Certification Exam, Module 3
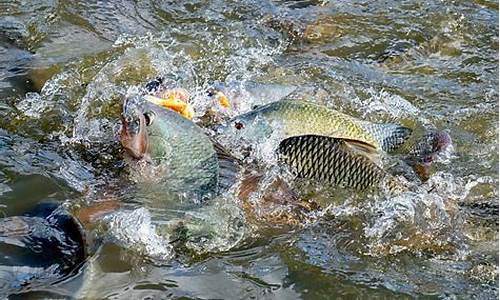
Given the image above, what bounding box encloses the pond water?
[0,0,498,299]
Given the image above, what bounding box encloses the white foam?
[103,208,174,261]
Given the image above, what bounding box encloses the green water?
[0,0,498,298]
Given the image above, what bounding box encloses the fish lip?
[120,99,148,160]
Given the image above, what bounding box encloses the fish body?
[146,104,219,196]
[277,135,385,190]
[276,131,452,189]
[121,98,238,200]
[218,100,412,152]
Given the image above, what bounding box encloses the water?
[0,0,498,298]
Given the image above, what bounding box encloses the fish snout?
[120,112,148,160]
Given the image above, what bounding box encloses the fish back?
[272,101,381,147]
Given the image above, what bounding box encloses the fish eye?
[144,112,155,126]
[234,120,244,130]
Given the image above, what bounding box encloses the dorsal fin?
[210,139,241,192]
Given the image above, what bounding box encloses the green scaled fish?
[217,100,412,153]
[277,135,386,190]
[121,96,238,201]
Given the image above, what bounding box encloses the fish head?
[414,130,453,164]
[406,130,453,181]
[431,131,452,153]
[216,111,274,144]
[121,94,185,162]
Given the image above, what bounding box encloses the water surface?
[0,0,498,298]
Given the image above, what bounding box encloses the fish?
[142,78,232,121]
[216,99,412,153]
[120,96,239,201]
[0,203,85,295]
[216,99,453,185]
[276,135,387,190]
[276,131,452,189]
[407,130,452,160]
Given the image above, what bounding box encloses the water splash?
[102,208,174,262]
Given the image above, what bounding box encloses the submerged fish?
[217,99,412,153]
[120,96,239,200]
[277,135,386,190]
[0,203,85,295]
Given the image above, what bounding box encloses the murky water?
[0,0,498,298]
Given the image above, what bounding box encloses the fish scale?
[357,121,414,152]
[277,135,386,190]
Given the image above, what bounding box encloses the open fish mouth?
[120,96,148,160]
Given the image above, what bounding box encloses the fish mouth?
[120,98,148,160]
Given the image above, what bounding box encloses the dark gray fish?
[0,203,85,295]
[404,130,452,181]
[408,130,452,161]
[277,135,386,190]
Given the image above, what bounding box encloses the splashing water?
[102,208,174,261]
[0,0,497,298]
